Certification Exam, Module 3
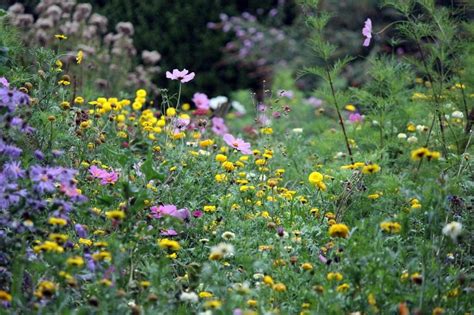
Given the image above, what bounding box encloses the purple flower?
[0,87,29,112]
[0,140,22,159]
[192,210,203,218]
[166,69,195,83]
[34,150,45,160]
[362,18,372,47]
[306,97,323,108]
[3,161,25,179]
[211,117,228,136]
[75,224,87,238]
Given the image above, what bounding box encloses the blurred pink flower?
[89,165,119,185]
[166,68,195,83]
[160,229,178,236]
[151,204,190,221]
[211,117,228,136]
[192,92,210,110]
[362,18,372,47]
[349,113,364,123]
[223,133,252,155]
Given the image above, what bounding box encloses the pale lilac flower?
[362,18,372,47]
[0,77,9,88]
[166,69,195,83]
[223,134,252,155]
[100,171,118,185]
[160,229,178,236]
[211,117,228,136]
[192,92,210,110]
[306,96,323,108]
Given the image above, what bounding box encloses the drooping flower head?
[223,134,252,155]
[362,18,372,47]
[166,69,195,83]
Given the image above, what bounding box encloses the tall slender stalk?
[325,68,354,164]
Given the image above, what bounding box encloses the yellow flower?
[74,96,84,104]
[263,275,274,285]
[336,283,350,293]
[215,154,227,163]
[301,263,313,271]
[105,210,126,220]
[362,164,381,174]
[203,205,217,212]
[327,272,343,281]
[368,193,382,200]
[247,299,257,307]
[48,217,67,226]
[0,290,12,302]
[222,161,235,172]
[136,89,147,98]
[345,104,356,112]
[199,291,213,298]
[380,221,402,234]
[76,50,83,64]
[425,150,441,161]
[92,251,112,261]
[54,34,67,40]
[48,233,68,243]
[215,174,227,182]
[273,283,287,292]
[79,238,93,246]
[166,107,176,117]
[140,281,151,288]
[411,147,429,160]
[66,256,85,267]
[158,238,181,251]
[199,139,214,147]
[204,299,222,309]
[34,281,57,298]
[328,223,349,238]
[308,171,327,190]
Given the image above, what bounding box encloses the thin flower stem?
[325,68,354,164]
[177,83,182,108]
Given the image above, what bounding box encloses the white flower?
[292,128,303,133]
[221,231,236,240]
[180,291,198,303]
[397,133,407,139]
[407,136,418,143]
[442,222,462,241]
[209,96,228,110]
[451,111,464,119]
[210,242,235,258]
[231,101,246,114]
[416,125,427,132]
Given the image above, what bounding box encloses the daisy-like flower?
[166,68,195,83]
[223,134,252,155]
[192,92,210,110]
[362,18,372,47]
[150,204,190,221]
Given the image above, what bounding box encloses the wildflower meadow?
[0,0,473,314]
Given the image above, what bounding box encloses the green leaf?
[141,153,165,182]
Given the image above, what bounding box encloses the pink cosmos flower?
[89,165,119,185]
[0,77,9,88]
[151,204,190,221]
[362,18,372,47]
[100,171,119,185]
[223,133,252,155]
[166,68,195,83]
[192,92,210,110]
[349,113,364,123]
[192,210,203,218]
[211,117,228,136]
